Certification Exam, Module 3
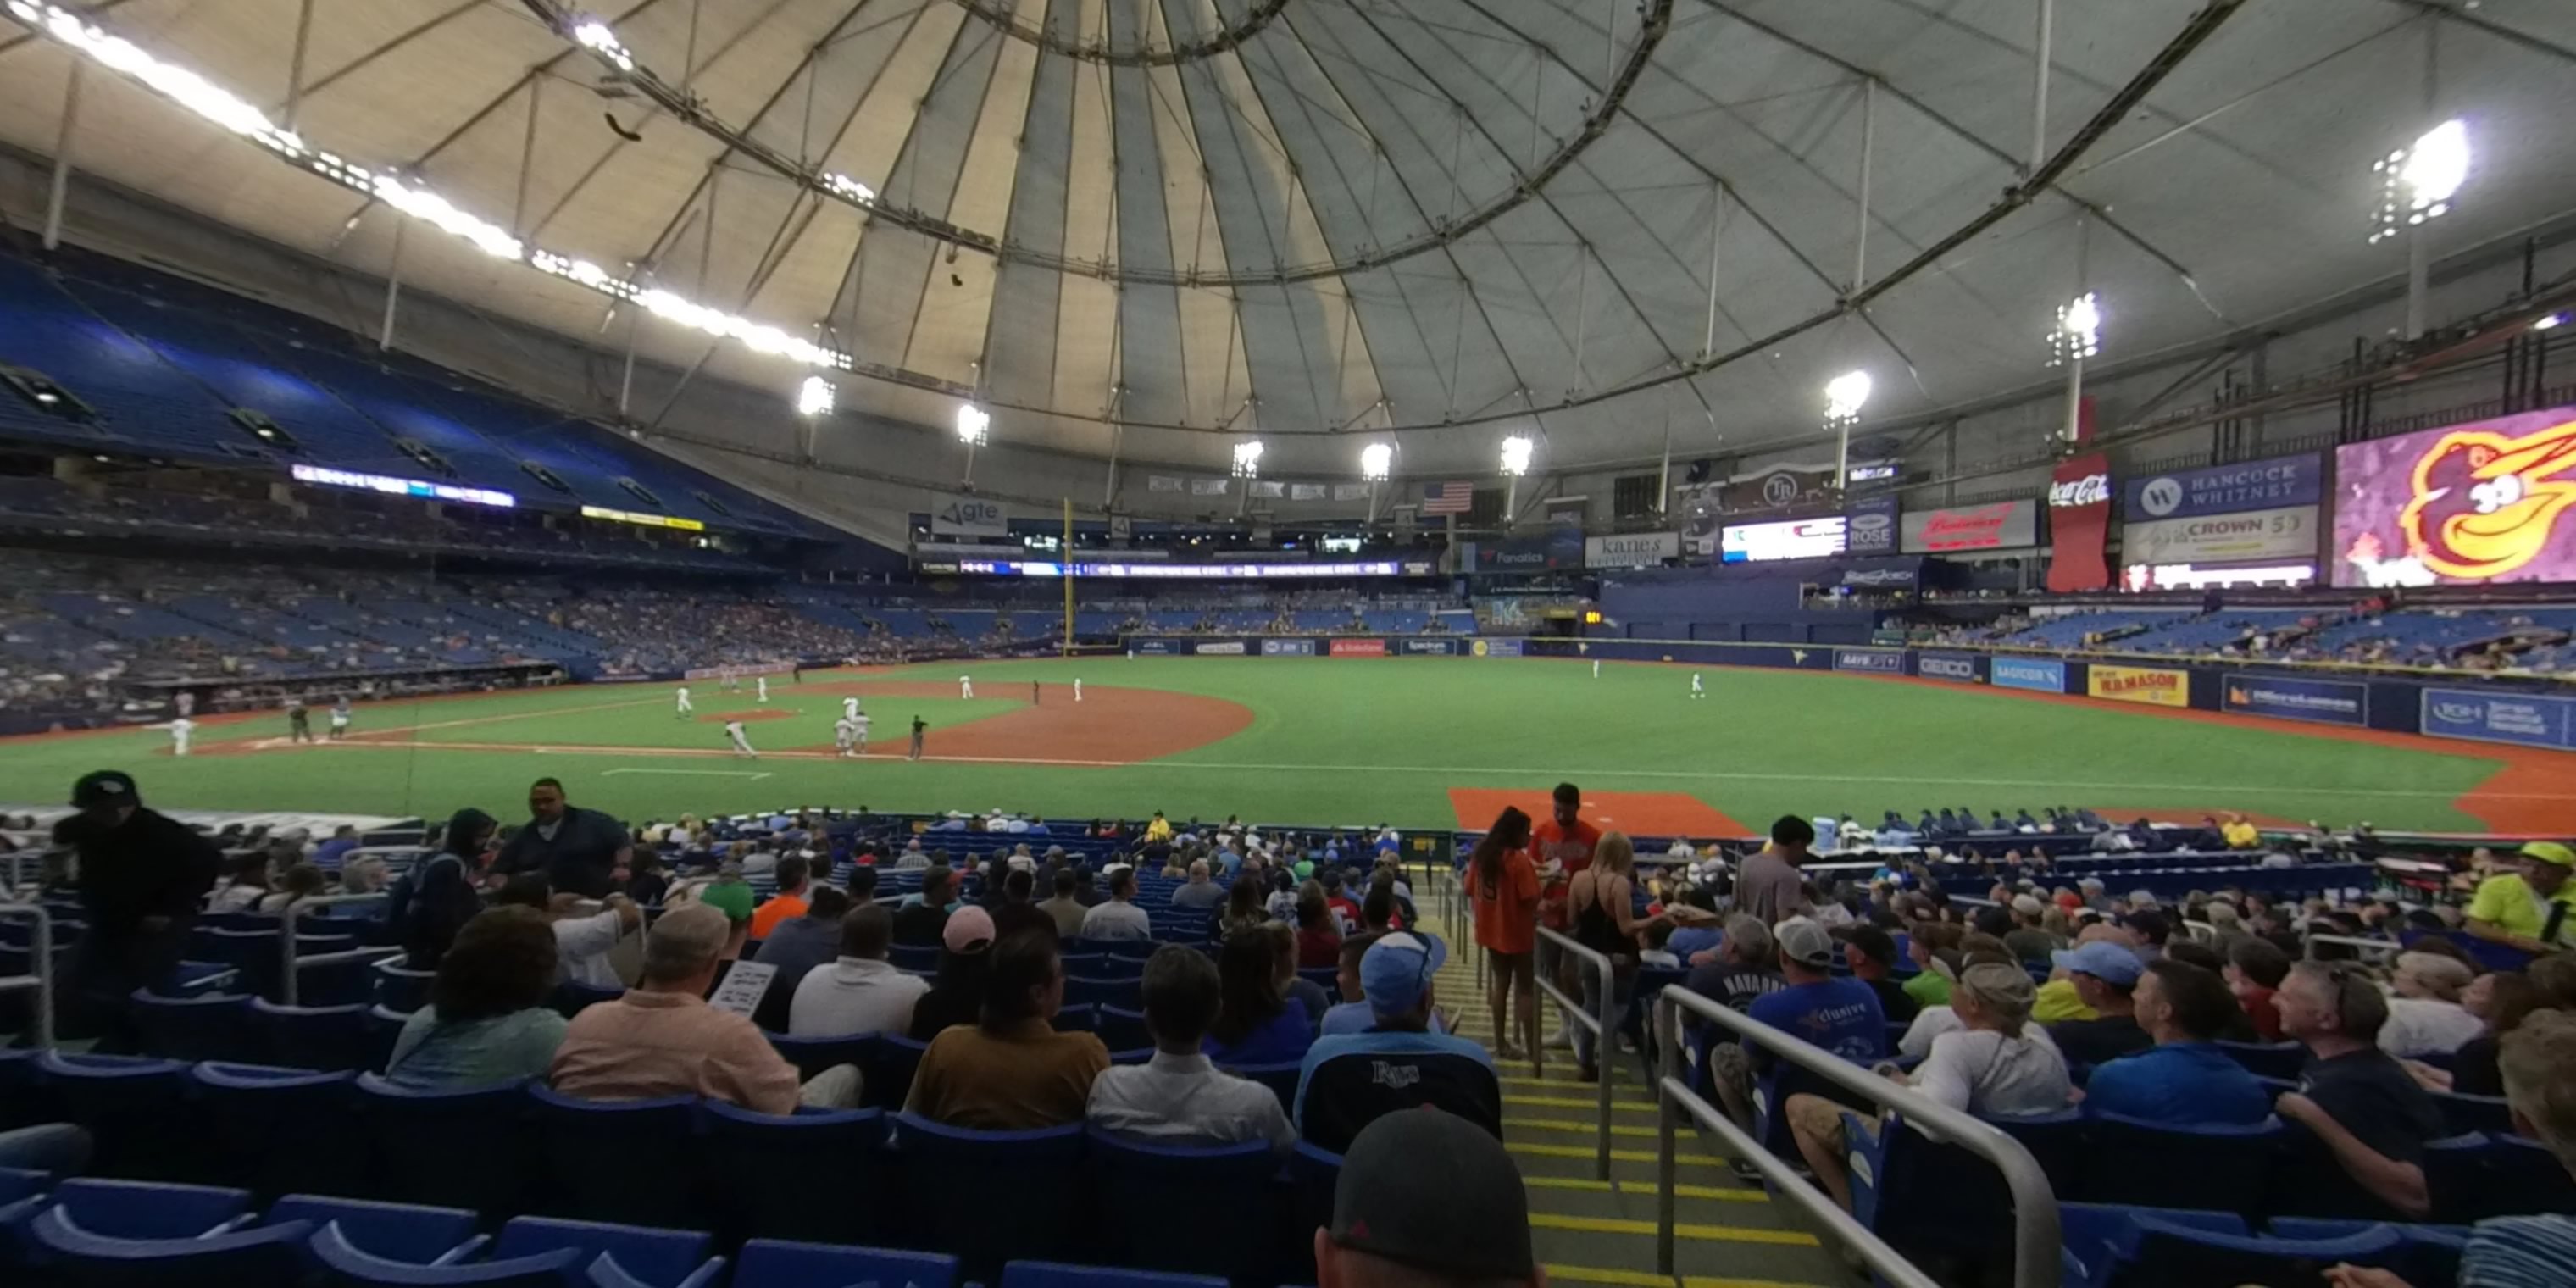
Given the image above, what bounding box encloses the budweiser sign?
[1900,500,2036,553]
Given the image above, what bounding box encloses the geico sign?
[2049,474,2111,508]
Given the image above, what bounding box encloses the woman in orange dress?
[1469,806,1541,1070]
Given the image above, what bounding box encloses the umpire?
[52,770,221,1046]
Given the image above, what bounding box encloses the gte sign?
[2049,473,2111,508]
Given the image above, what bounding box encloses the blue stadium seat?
[252,997,375,1071]
[308,1220,586,1287]
[549,983,625,1019]
[365,1005,412,1073]
[2431,1091,2516,1137]
[525,1086,701,1225]
[1222,1061,1302,1111]
[2424,1131,2576,1222]
[267,1195,485,1265]
[1845,1110,2068,1259]
[489,1217,722,1288]
[353,1074,534,1211]
[891,1116,1084,1277]
[372,961,436,1013]
[999,1262,1226,1288]
[887,944,940,974]
[2101,1214,2406,1288]
[36,1053,192,1179]
[699,1102,890,1244]
[2268,1219,2467,1288]
[863,1035,930,1109]
[128,989,259,1063]
[186,1063,364,1199]
[761,1031,876,1082]
[44,1178,253,1238]
[0,1167,49,1205]
[730,1239,955,1288]
[2211,1040,2307,1081]
[25,1205,312,1285]
[1052,1004,1095,1034]
[1063,977,1139,1010]
[2075,1112,2282,1211]
[1083,1130,1280,1281]
[1095,1007,1152,1052]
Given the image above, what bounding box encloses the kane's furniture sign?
[1584,532,1680,569]
[1900,502,2036,553]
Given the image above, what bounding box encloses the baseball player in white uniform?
[852,711,871,755]
[833,716,859,758]
[723,719,757,758]
[330,697,353,739]
[169,717,194,758]
[842,696,861,722]
[675,686,693,717]
[959,675,974,700]
[1074,678,1083,702]
[1593,658,1601,679]
[1690,673,1705,699]
[756,675,769,703]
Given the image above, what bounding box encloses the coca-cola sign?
[1899,501,2037,553]
[2048,473,2111,508]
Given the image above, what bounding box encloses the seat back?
[525,1086,702,1226]
[354,1074,534,1211]
[306,1220,584,1287]
[27,1207,312,1287]
[1083,1130,1280,1280]
[2212,1040,2307,1081]
[371,960,436,1012]
[998,1261,1226,1288]
[129,990,258,1063]
[2114,1216,2404,1288]
[36,1053,192,1179]
[864,1035,930,1109]
[187,1063,364,1199]
[2432,1091,2516,1137]
[50,1177,251,1239]
[762,1031,877,1081]
[2077,1113,2281,1211]
[732,1237,955,1288]
[251,997,374,1070]
[1222,1061,1302,1112]
[1294,1047,1502,1155]
[892,1116,1084,1278]
[267,1194,480,1264]
[699,1102,889,1245]
[491,1215,714,1288]
[1095,1007,1152,1052]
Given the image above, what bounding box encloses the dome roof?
[5,0,2573,477]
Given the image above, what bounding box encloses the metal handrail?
[1533,924,1618,1180]
[280,893,397,1006]
[0,902,57,1049]
[1655,987,2061,1288]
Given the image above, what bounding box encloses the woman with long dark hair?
[1204,929,1314,1065]
[1469,806,1540,1069]
[1219,876,1268,943]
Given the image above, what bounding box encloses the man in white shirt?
[833,717,859,758]
[959,675,974,700]
[843,695,862,722]
[675,686,692,717]
[498,876,640,990]
[790,905,930,1038]
[1081,868,1154,940]
[2379,951,2485,1057]
[757,675,769,703]
[1089,944,1293,1152]
[168,717,195,758]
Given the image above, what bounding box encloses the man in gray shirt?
[1170,860,1228,910]
[1080,868,1154,940]
[1735,816,1815,926]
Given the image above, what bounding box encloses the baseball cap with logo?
[1329,1108,1533,1281]
[71,770,138,809]
[1773,917,1835,969]
[2519,841,2575,869]
[1359,931,1447,1016]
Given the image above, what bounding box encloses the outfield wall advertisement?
[1259,639,1315,656]
[2223,674,2368,726]
[1195,641,1246,655]
[2087,664,2190,707]
[1402,639,1459,655]
[1918,652,1985,683]
[1833,649,1905,674]
[1329,639,1389,658]
[1472,638,1524,657]
[2333,406,2576,588]
[1990,658,2067,693]
[2418,687,2576,750]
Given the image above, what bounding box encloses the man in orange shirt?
[747,854,814,940]
[1530,782,1601,1048]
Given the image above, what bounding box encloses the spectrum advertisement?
[2125,453,2323,520]
[2333,406,2576,588]
[2222,674,2368,727]
[1990,658,2066,692]
[2087,664,2190,708]
[2418,688,2576,751]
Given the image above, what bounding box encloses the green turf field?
[0,658,2534,832]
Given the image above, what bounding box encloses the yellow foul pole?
[1062,497,1074,656]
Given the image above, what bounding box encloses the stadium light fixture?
[1499,435,1534,477]
[956,402,991,447]
[1231,440,1264,478]
[2536,314,2566,332]
[796,375,833,418]
[2050,291,2101,365]
[1358,442,1392,482]
[1823,371,1872,428]
[2370,119,2468,245]
[3,0,858,374]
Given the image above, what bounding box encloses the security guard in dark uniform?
[52,770,222,1046]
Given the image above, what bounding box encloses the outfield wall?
[1119,633,2575,754]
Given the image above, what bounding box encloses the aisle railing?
[280,893,403,1006]
[1533,925,1617,1180]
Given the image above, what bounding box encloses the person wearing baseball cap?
[906,904,999,1040]
[1315,1108,1539,1288]
[1292,931,1501,1152]
[2465,841,2576,957]
[2044,939,2151,1066]
[54,770,223,1046]
[1705,918,1886,1152]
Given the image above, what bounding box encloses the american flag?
[1419,481,1473,514]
